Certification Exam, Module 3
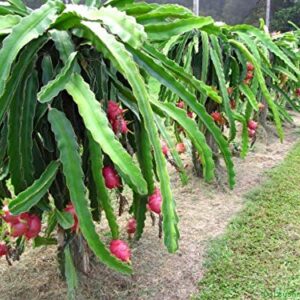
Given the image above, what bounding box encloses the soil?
[1,113,300,300]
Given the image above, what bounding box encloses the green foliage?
[0,0,299,298]
[271,1,300,32]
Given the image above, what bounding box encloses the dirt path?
[1,113,300,300]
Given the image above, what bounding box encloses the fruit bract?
[148,188,162,214]
[126,218,137,234]
[1,205,19,224]
[110,240,131,262]
[102,166,121,189]
[0,243,8,257]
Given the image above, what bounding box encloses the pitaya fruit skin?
[176,101,184,109]
[246,62,255,71]
[161,142,169,156]
[187,111,193,118]
[211,112,221,122]
[64,202,79,233]
[248,120,258,131]
[102,166,121,189]
[0,243,8,257]
[248,128,256,138]
[127,218,137,234]
[11,222,28,237]
[227,87,233,95]
[176,143,186,154]
[107,101,123,120]
[110,240,131,262]
[148,188,162,214]
[245,72,254,80]
[112,118,128,134]
[25,215,42,239]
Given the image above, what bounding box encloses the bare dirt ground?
[1,113,300,300]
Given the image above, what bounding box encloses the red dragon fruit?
[107,101,123,121]
[0,243,8,257]
[246,62,255,71]
[102,166,121,189]
[25,215,42,239]
[187,111,194,118]
[11,222,28,237]
[227,87,234,96]
[112,118,128,134]
[176,101,184,109]
[245,72,254,80]
[64,202,79,233]
[248,128,256,138]
[110,240,131,262]
[176,142,186,154]
[126,218,137,235]
[161,142,169,156]
[248,120,258,131]
[147,188,162,215]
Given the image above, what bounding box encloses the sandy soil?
[1,113,300,300]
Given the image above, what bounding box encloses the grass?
[196,142,300,300]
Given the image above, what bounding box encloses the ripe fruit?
[0,243,8,257]
[295,88,300,97]
[211,111,221,122]
[11,222,28,237]
[25,215,42,239]
[187,111,193,118]
[227,87,233,96]
[230,99,236,109]
[245,71,254,80]
[248,120,258,131]
[176,142,186,154]
[148,188,162,214]
[102,166,121,189]
[112,118,128,134]
[211,111,225,125]
[248,128,256,138]
[107,101,123,120]
[65,202,79,233]
[107,101,128,135]
[176,101,184,109]
[110,240,131,262]
[246,62,255,71]
[161,142,169,156]
[126,218,137,234]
